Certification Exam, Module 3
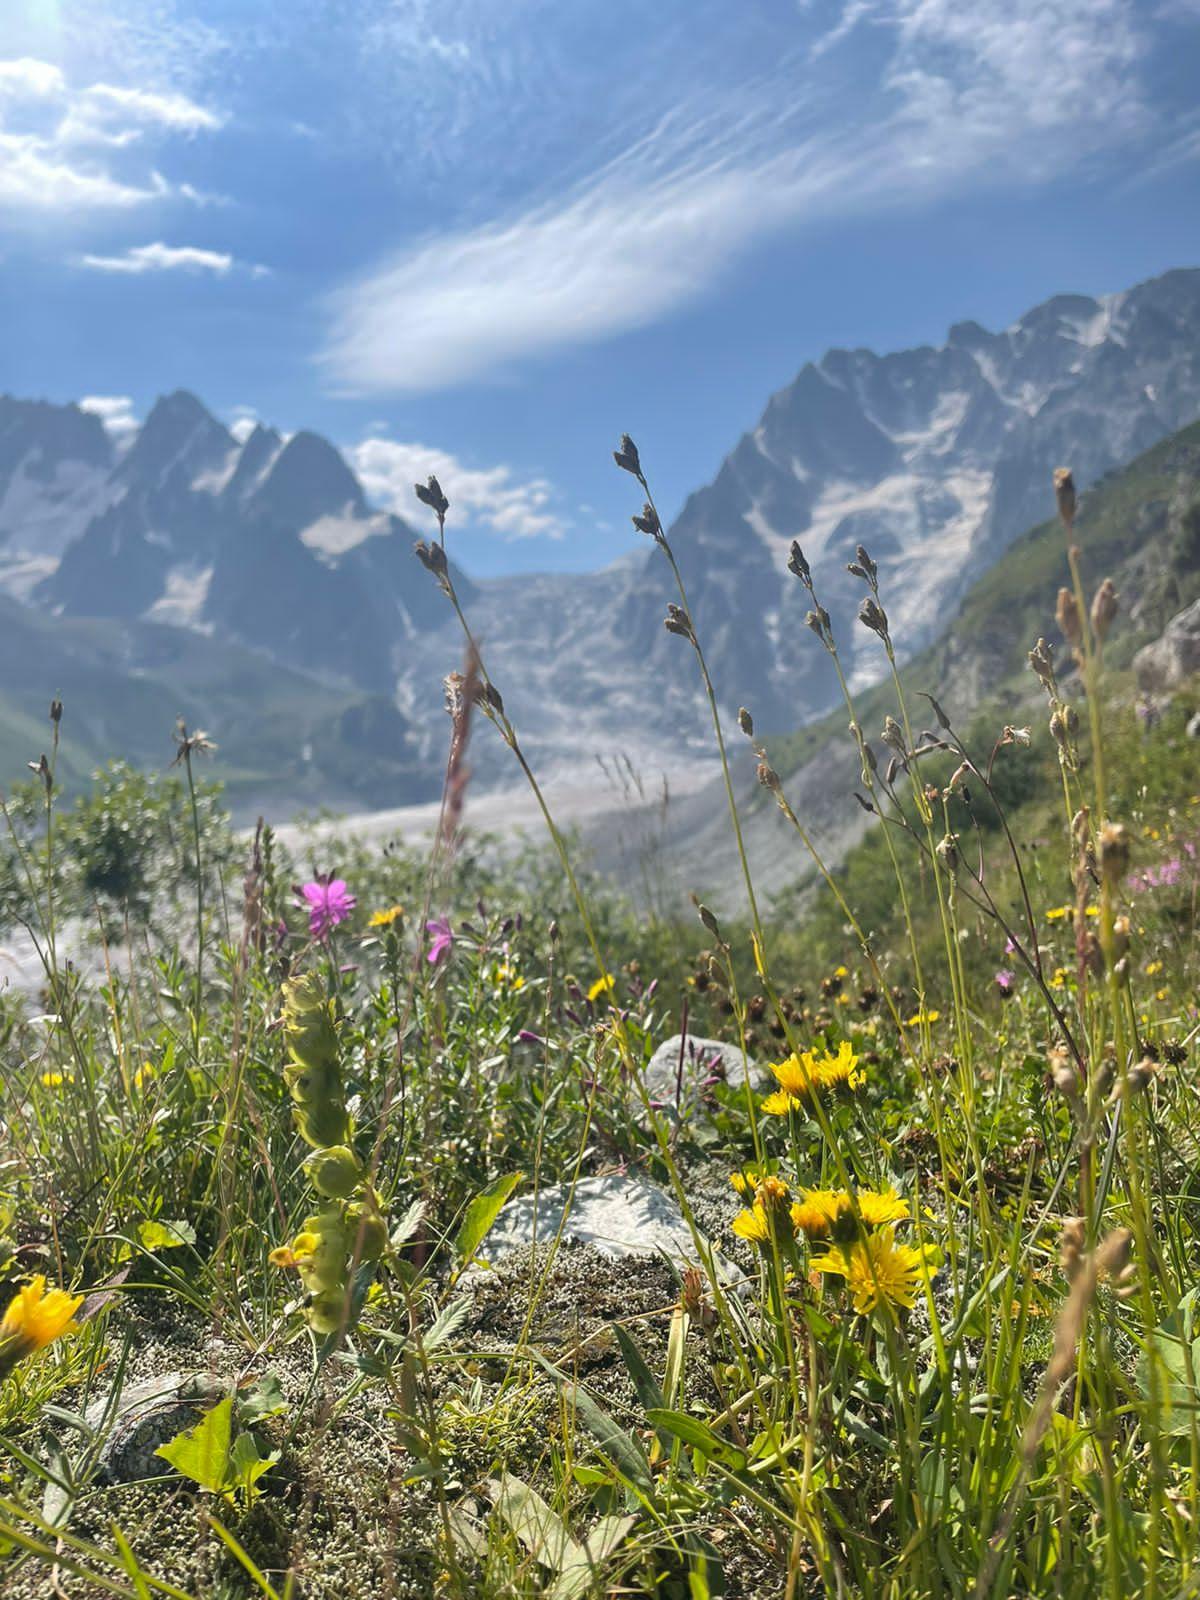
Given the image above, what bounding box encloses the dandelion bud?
[1050,1046,1079,1104]
[304,1145,362,1199]
[858,597,889,640]
[1028,637,1055,689]
[1054,468,1076,529]
[1060,1215,1087,1282]
[935,833,959,872]
[1098,822,1130,886]
[414,474,449,518]
[738,707,754,738]
[680,1266,717,1330]
[1126,1057,1159,1092]
[787,541,812,585]
[1090,578,1119,643]
[805,606,831,644]
[755,1176,796,1242]
[1056,587,1081,646]
[881,715,906,756]
[612,433,642,477]
[664,603,693,641]
[632,502,661,539]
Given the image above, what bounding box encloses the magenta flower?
[296,874,356,941]
[426,916,453,965]
[995,968,1016,997]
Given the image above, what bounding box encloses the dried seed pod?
[738,707,754,738]
[1028,636,1055,689]
[787,541,812,585]
[855,543,878,585]
[935,833,960,872]
[632,502,661,539]
[1090,578,1119,643]
[1098,821,1130,886]
[881,715,906,756]
[414,474,449,517]
[1054,468,1077,529]
[858,596,889,639]
[1056,586,1082,646]
[613,433,641,477]
[663,602,694,641]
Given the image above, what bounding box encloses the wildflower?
[905,1008,940,1027]
[367,905,405,929]
[791,1186,909,1241]
[732,1177,796,1248]
[426,917,453,965]
[810,1227,936,1315]
[1145,960,1163,976]
[1045,906,1072,922]
[761,1041,863,1114]
[994,969,1016,998]
[492,961,525,992]
[0,1276,84,1378]
[1049,967,1072,990]
[40,1071,74,1088]
[728,1167,762,1198]
[587,973,616,1003]
[296,874,356,941]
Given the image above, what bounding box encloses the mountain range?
[2,266,1199,813]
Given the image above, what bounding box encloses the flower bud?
[304,1145,361,1199]
[1090,578,1118,643]
[1054,468,1077,529]
[1098,822,1130,887]
[1056,587,1081,646]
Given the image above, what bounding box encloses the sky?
[2,0,1200,576]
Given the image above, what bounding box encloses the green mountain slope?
[0,598,438,817]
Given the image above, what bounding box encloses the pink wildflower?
[995,968,1016,997]
[296,874,356,940]
[426,917,453,965]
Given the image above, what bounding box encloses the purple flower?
[995,968,1016,997]
[426,916,453,965]
[516,1028,545,1045]
[296,874,356,941]
[1004,936,1017,955]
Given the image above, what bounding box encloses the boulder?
[641,1034,766,1120]
[481,1173,742,1282]
[1134,598,1200,695]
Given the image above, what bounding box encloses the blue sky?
[2,0,1200,576]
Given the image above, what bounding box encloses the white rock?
[482,1173,741,1281]
[642,1034,765,1119]
[1134,598,1200,695]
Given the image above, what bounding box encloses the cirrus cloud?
[77,240,268,275]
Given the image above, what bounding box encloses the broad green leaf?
[137,1219,196,1251]
[488,1473,580,1572]
[229,1432,279,1500]
[645,1408,746,1471]
[155,1396,232,1493]
[549,1514,635,1600]
[455,1171,523,1266]
[568,1383,653,1491]
[238,1372,287,1422]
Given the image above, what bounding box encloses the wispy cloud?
[77,240,267,275]
[0,54,221,211]
[350,434,563,540]
[78,392,138,441]
[323,0,1158,392]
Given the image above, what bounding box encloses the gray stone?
[1188,711,1200,739]
[481,1174,742,1282]
[1134,598,1200,695]
[642,1034,766,1120]
[91,1370,224,1486]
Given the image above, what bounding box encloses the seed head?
[1090,578,1119,643]
[1028,637,1055,690]
[881,715,906,757]
[858,596,889,641]
[737,707,754,738]
[1098,821,1130,886]
[787,541,812,586]
[1054,468,1077,529]
[414,474,449,518]
[663,602,694,642]
[1055,587,1081,646]
[632,502,661,540]
[613,433,642,477]
[935,833,959,872]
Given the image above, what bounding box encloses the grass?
[0,438,1198,1599]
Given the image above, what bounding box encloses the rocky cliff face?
[2,268,1199,793]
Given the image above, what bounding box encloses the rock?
[90,1370,224,1486]
[1134,598,1200,695]
[1188,711,1200,739]
[481,1174,743,1283]
[641,1034,766,1120]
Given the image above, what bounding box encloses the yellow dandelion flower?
[1045,906,1072,922]
[133,1061,156,1089]
[728,1168,761,1198]
[40,1071,73,1089]
[732,1204,772,1244]
[834,965,848,979]
[733,1177,795,1248]
[791,1186,909,1240]
[0,1276,84,1374]
[367,905,405,929]
[587,973,616,1003]
[1084,905,1099,918]
[1049,967,1071,990]
[1144,960,1163,976]
[762,1042,863,1114]
[905,1009,940,1027]
[1156,987,1169,1002]
[810,1227,936,1315]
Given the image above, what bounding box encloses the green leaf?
[238,1372,287,1423]
[488,1473,580,1572]
[137,1219,196,1251]
[455,1171,523,1267]
[155,1396,233,1493]
[229,1432,279,1502]
[568,1383,653,1491]
[425,1297,472,1352]
[644,1409,746,1471]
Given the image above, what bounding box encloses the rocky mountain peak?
[250,430,365,528]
